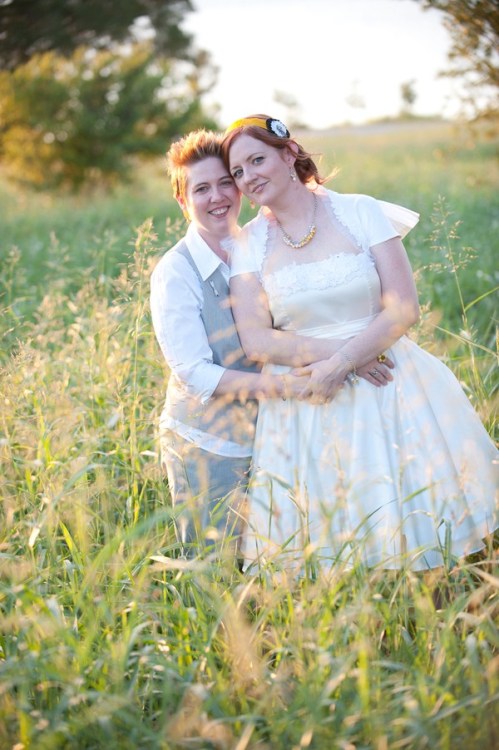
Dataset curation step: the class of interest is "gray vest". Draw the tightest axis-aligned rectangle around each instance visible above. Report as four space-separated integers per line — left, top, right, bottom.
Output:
165 241 259 446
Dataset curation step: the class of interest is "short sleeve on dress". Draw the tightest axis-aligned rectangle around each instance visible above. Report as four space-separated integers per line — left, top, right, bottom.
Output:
377 200 420 240
325 189 419 254
230 231 259 277
230 213 269 278
357 194 401 247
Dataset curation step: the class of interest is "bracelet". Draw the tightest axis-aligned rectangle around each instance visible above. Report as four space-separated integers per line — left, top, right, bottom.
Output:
339 349 359 385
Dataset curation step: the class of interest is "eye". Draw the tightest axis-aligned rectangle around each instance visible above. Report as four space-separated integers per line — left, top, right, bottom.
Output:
253 156 264 165
220 178 234 187
194 185 208 193
231 168 243 180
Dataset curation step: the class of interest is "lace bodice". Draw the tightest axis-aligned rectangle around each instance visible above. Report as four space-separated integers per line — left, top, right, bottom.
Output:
230 188 420 338
263 250 382 335
264 251 375 298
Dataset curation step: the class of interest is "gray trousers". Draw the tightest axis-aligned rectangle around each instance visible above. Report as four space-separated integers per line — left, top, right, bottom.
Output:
161 431 251 557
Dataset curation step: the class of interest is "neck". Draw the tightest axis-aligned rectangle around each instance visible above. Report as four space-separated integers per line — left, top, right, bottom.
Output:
272 188 318 249
197 226 238 264
271 185 314 226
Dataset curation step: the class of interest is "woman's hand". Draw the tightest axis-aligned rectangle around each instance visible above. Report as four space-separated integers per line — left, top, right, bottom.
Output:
292 357 347 404
357 355 394 386
291 351 395 403
280 373 311 399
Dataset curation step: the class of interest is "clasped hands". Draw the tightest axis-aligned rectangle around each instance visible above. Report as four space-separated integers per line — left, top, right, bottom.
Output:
283 354 394 404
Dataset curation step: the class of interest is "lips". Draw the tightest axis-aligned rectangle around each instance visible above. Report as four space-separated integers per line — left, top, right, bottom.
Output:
252 182 267 195
209 206 230 216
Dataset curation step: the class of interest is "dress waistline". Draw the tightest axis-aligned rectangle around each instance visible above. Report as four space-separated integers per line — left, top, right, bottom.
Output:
295 314 376 340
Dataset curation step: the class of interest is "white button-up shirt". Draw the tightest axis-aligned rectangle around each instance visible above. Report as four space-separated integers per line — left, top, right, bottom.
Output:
150 223 252 457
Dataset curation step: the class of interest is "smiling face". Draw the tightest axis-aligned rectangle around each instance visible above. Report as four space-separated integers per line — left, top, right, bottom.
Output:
180 156 242 243
227 133 293 208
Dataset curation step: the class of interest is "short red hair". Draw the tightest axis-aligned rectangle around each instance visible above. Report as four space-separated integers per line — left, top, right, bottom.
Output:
166 129 223 203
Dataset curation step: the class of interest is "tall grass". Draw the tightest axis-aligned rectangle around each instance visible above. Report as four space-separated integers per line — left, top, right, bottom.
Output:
0 121 498 748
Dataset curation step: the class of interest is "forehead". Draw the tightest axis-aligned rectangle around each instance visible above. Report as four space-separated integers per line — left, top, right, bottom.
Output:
229 133 270 164
186 156 229 188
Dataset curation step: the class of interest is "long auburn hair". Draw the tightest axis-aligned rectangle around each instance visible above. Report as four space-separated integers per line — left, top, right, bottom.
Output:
221 114 330 186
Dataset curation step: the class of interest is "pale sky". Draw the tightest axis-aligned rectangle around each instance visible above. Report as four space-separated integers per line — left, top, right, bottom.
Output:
185 0 460 129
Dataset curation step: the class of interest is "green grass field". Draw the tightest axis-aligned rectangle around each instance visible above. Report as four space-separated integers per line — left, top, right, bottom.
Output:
0 120 498 749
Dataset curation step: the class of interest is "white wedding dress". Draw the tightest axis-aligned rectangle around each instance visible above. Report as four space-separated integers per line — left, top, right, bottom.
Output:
233 189 498 571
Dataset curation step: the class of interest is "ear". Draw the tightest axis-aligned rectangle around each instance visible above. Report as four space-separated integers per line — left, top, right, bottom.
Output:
284 142 299 166
177 197 190 221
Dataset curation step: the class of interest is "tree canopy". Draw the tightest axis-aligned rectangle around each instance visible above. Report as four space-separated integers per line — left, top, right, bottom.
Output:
0 0 196 70
0 44 218 189
0 0 221 189
416 0 498 121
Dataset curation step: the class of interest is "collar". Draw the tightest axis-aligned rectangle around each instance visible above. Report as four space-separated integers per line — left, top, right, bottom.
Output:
185 223 229 281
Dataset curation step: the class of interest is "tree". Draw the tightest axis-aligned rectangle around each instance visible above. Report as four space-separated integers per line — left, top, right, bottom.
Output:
415 0 498 121
0 0 220 189
345 79 366 121
400 80 417 116
0 44 218 189
273 90 307 129
0 0 196 70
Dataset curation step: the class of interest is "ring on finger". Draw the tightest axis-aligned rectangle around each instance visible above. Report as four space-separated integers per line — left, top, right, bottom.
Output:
370 368 380 377
377 353 386 363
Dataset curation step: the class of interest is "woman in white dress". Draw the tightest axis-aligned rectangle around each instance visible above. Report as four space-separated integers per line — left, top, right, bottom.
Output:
222 114 498 571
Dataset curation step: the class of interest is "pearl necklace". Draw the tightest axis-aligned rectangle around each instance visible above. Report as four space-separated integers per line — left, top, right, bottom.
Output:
276 193 318 249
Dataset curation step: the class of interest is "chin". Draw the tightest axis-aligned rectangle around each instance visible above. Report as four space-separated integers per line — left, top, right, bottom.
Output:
251 190 267 206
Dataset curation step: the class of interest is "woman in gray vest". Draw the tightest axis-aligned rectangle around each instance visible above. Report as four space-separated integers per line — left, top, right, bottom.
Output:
150 129 395 561
150 130 305 559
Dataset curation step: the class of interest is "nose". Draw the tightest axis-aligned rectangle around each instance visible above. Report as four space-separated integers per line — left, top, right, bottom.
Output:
239 165 256 186
210 184 224 201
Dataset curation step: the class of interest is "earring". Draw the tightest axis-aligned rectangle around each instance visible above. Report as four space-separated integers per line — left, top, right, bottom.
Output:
249 199 255 209
289 168 297 182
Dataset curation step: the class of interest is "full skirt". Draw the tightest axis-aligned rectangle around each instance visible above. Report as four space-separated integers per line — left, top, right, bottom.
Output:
245 336 498 571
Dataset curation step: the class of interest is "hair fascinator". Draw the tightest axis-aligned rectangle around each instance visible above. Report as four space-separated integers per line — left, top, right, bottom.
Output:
225 116 290 138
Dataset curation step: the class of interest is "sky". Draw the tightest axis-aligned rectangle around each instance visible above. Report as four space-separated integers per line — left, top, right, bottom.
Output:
184 0 460 130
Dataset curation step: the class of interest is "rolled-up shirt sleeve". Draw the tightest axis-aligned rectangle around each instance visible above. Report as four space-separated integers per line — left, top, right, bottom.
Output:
150 250 226 404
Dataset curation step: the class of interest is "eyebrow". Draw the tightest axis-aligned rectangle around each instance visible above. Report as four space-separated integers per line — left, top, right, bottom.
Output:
191 175 232 189
230 151 261 168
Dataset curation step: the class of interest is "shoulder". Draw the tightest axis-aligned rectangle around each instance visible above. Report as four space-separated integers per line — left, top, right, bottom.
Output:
235 212 269 254
327 189 389 228
231 214 269 277
325 188 379 216
150 238 196 289
322 188 397 249
240 211 269 239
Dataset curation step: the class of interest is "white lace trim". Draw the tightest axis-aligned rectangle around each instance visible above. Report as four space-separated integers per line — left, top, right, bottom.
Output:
263 251 374 299
251 189 368 281
320 187 368 251
249 211 271 281
247 188 416 281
